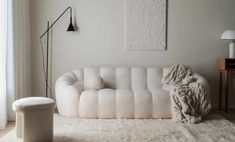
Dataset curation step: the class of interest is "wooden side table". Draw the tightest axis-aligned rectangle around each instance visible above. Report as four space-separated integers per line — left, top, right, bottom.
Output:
217 58 235 112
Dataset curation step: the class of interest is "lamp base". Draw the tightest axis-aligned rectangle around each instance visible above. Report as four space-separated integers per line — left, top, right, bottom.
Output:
229 42 235 58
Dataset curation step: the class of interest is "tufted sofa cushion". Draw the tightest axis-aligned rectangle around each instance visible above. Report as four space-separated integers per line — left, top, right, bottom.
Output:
79 88 171 119
55 67 169 118
76 67 163 90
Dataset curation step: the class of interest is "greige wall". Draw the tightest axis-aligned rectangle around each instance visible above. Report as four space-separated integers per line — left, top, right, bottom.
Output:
30 0 235 107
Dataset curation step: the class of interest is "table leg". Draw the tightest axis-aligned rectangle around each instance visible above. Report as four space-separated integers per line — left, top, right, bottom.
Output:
219 71 222 110
224 71 229 113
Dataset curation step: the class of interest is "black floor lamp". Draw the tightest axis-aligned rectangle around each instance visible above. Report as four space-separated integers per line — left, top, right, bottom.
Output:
40 7 75 98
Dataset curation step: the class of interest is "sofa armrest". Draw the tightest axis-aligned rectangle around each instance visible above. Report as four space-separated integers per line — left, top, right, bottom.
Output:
55 72 82 117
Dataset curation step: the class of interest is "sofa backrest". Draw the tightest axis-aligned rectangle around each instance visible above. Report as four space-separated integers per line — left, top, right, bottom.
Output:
72 67 163 91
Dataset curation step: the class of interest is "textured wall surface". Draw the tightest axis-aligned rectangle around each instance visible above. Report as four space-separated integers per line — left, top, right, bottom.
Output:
30 0 235 108
125 0 166 50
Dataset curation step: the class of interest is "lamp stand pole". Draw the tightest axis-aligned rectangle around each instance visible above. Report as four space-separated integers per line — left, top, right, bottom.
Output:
46 22 50 98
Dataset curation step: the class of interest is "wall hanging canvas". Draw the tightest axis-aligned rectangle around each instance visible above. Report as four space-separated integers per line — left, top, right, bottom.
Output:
125 0 167 50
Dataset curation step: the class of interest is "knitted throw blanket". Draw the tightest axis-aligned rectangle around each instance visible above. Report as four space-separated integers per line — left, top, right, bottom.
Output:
162 65 211 123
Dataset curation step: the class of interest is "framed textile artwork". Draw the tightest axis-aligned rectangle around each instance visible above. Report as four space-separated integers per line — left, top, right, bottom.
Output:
125 0 167 50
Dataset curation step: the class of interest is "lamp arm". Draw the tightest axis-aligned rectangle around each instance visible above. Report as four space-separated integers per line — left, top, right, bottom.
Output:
40 7 72 39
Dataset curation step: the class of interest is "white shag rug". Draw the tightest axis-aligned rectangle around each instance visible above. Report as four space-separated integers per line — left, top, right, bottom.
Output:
1 114 235 142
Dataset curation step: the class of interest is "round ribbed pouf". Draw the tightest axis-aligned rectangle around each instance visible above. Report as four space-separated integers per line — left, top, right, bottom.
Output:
12 97 55 142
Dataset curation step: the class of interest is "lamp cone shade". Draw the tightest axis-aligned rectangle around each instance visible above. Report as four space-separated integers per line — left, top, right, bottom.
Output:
67 23 75 31
67 17 75 31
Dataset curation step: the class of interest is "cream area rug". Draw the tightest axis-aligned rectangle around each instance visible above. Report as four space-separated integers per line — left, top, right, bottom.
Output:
1 114 235 142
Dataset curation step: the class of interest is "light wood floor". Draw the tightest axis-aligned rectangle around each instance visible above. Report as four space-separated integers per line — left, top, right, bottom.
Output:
0 121 15 138
0 109 235 138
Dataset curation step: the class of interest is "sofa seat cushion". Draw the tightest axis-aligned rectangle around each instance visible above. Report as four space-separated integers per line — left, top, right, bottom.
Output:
79 90 98 118
79 88 172 119
98 89 116 118
151 89 171 118
116 89 134 118
134 90 153 118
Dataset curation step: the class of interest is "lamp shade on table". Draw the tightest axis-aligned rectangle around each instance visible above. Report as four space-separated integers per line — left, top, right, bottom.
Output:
221 30 235 40
221 30 235 58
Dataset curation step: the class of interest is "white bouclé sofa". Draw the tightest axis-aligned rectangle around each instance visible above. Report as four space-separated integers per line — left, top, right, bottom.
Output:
55 67 207 119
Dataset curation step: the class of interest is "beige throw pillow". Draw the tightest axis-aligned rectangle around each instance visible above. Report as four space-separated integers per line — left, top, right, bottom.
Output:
84 76 104 90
